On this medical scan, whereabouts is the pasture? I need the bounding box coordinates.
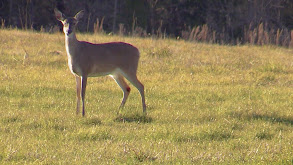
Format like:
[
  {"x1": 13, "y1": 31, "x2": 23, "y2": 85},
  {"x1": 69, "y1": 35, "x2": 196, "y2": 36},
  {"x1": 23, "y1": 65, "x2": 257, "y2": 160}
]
[{"x1": 0, "y1": 29, "x2": 292, "y2": 164}]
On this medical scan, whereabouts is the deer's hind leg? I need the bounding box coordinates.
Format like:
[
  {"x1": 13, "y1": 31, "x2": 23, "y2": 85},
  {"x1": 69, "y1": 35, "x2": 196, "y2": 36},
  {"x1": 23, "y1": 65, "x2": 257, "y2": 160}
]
[
  {"x1": 120, "y1": 71, "x2": 146, "y2": 114},
  {"x1": 112, "y1": 74, "x2": 131, "y2": 111}
]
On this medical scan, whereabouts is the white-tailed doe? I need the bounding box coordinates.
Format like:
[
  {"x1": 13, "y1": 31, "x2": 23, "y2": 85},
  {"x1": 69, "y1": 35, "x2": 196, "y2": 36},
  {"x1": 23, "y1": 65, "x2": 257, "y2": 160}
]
[{"x1": 54, "y1": 9, "x2": 146, "y2": 116}]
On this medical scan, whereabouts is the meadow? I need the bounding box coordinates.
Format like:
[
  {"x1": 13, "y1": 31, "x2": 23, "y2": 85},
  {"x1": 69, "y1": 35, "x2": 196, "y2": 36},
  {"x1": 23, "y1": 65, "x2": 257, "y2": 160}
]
[{"x1": 0, "y1": 29, "x2": 292, "y2": 164}]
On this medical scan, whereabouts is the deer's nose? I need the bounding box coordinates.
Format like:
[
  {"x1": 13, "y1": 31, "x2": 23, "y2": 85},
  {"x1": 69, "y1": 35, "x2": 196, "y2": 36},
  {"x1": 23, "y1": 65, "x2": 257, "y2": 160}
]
[{"x1": 66, "y1": 29, "x2": 72, "y2": 35}]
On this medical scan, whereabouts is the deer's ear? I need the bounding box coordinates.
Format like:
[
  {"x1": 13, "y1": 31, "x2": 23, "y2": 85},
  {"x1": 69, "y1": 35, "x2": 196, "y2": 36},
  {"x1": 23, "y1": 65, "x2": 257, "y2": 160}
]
[
  {"x1": 54, "y1": 8, "x2": 65, "y2": 22},
  {"x1": 74, "y1": 10, "x2": 85, "y2": 22}
]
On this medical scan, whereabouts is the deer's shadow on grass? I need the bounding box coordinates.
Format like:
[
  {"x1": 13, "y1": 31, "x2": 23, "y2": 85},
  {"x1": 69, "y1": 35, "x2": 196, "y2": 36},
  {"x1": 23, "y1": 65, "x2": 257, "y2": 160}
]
[
  {"x1": 114, "y1": 113, "x2": 153, "y2": 123},
  {"x1": 82, "y1": 117, "x2": 102, "y2": 126},
  {"x1": 251, "y1": 114, "x2": 293, "y2": 126},
  {"x1": 232, "y1": 111, "x2": 293, "y2": 126}
]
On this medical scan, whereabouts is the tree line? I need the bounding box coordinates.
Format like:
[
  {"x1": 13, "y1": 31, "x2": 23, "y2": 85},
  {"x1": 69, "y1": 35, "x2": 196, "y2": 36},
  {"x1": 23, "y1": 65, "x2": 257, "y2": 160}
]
[{"x1": 1, "y1": 0, "x2": 293, "y2": 46}]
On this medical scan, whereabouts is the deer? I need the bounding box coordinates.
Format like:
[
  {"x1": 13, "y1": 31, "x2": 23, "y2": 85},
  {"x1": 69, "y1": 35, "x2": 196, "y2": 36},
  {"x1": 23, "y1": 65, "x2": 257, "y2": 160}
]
[{"x1": 54, "y1": 9, "x2": 146, "y2": 117}]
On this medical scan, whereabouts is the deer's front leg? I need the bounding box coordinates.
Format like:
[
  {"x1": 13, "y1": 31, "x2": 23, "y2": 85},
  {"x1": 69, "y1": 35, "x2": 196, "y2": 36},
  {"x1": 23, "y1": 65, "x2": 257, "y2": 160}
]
[
  {"x1": 81, "y1": 76, "x2": 88, "y2": 117},
  {"x1": 75, "y1": 76, "x2": 81, "y2": 115}
]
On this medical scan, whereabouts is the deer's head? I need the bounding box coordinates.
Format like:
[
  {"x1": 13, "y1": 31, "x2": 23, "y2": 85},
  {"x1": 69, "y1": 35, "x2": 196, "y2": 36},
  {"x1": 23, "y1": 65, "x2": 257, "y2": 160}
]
[{"x1": 54, "y1": 9, "x2": 84, "y2": 36}]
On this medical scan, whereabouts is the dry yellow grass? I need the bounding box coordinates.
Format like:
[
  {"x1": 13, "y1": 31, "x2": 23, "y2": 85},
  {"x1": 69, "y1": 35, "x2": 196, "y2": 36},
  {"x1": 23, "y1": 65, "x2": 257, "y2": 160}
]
[{"x1": 0, "y1": 29, "x2": 292, "y2": 164}]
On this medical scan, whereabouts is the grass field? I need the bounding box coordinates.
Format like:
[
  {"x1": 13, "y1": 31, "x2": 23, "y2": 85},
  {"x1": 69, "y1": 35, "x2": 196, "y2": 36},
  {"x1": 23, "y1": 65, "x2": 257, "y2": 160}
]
[{"x1": 0, "y1": 29, "x2": 293, "y2": 164}]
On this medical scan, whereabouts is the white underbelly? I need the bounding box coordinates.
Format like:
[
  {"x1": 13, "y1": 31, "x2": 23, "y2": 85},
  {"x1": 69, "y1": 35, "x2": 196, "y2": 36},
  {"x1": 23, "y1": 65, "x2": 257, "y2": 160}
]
[
  {"x1": 88, "y1": 67, "x2": 122, "y2": 77},
  {"x1": 88, "y1": 71, "x2": 110, "y2": 77}
]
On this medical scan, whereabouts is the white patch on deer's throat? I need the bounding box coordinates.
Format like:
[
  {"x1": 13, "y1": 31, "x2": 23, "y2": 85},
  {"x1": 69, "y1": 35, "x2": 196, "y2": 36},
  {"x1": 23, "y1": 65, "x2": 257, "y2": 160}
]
[{"x1": 65, "y1": 41, "x2": 82, "y2": 76}]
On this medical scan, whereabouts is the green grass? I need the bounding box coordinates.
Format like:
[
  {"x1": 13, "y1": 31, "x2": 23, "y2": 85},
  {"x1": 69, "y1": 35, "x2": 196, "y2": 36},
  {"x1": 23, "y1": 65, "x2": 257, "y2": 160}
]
[{"x1": 0, "y1": 29, "x2": 293, "y2": 164}]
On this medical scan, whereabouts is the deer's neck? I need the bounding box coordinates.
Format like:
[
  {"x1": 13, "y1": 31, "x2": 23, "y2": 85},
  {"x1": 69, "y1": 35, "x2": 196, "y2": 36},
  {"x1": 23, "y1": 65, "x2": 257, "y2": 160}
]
[
  {"x1": 65, "y1": 33, "x2": 79, "y2": 57},
  {"x1": 64, "y1": 33, "x2": 82, "y2": 75}
]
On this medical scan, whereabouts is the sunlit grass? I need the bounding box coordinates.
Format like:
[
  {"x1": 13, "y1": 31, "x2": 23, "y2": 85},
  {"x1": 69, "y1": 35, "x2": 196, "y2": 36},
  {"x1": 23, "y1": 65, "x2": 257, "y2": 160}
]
[{"x1": 0, "y1": 29, "x2": 292, "y2": 164}]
